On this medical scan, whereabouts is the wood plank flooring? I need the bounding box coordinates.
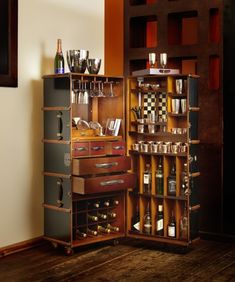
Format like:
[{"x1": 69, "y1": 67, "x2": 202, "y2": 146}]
[{"x1": 0, "y1": 239, "x2": 234, "y2": 281}]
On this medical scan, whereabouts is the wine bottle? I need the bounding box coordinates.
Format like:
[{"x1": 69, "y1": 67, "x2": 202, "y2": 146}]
[
  {"x1": 97, "y1": 212, "x2": 107, "y2": 220},
  {"x1": 76, "y1": 229, "x2": 87, "y2": 238},
  {"x1": 97, "y1": 225, "x2": 111, "y2": 234},
  {"x1": 54, "y1": 39, "x2": 64, "y2": 74},
  {"x1": 168, "y1": 210, "x2": 176, "y2": 238},
  {"x1": 143, "y1": 164, "x2": 152, "y2": 194},
  {"x1": 107, "y1": 211, "x2": 117, "y2": 219},
  {"x1": 143, "y1": 202, "x2": 152, "y2": 235},
  {"x1": 106, "y1": 223, "x2": 119, "y2": 232},
  {"x1": 131, "y1": 201, "x2": 140, "y2": 232},
  {"x1": 87, "y1": 228, "x2": 98, "y2": 236},
  {"x1": 102, "y1": 199, "x2": 110, "y2": 207},
  {"x1": 181, "y1": 163, "x2": 188, "y2": 196},
  {"x1": 167, "y1": 163, "x2": 176, "y2": 196},
  {"x1": 156, "y1": 204, "x2": 164, "y2": 236},
  {"x1": 155, "y1": 157, "x2": 164, "y2": 195},
  {"x1": 88, "y1": 200, "x2": 100, "y2": 209},
  {"x1": 179, "y1": 205, "x2": 188, "y2": 240},
  {"x1": 110, "y1": 199, "x2": 119, "y2": 206},
  {"x1": 88, "y1": 214, "x2": 98, "y2": 222}
]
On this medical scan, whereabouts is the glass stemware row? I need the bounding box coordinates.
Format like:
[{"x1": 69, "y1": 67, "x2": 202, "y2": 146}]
[{"x1": 72, "y1": 79, "x2": 115, "y2": 104}]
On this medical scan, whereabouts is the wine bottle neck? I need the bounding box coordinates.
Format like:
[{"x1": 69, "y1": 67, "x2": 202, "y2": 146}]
[{"x1": 57, "y1": 39, "x2": 62, "y2": 53}]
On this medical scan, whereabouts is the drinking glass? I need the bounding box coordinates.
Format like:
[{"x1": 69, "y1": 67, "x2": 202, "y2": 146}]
[
  {"x1": 149, "y1": 53, "x2": 156, "y2": 68},
  {"x1": 160, "y1": 53, "x2": 167, "y2": 69}
]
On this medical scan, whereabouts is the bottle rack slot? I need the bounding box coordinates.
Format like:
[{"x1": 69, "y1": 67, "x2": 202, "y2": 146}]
[
  {"x1": 128, "y1": 192, "x2": 189, "y2": 241},
  {"x1": 72, "y1": 194, "x2": 124, "y2": 240}
]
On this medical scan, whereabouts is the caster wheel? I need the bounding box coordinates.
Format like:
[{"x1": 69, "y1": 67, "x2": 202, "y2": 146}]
[
  {"x1": 65, "y1": 247, "x2": 74, "y2": 255},
  {"x1": 113, "y1": 239, "x2": 119, "y2": 246},
  {"x1": 51, "y1": 242, "x2": 58, "y2": 249}
]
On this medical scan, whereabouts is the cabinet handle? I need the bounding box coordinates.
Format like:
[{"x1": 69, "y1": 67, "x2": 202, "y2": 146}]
[
  {"x1": 91, "y1": 146, "x2": 104, "y2": 151},
  {"x1": 56, "y1": 111, "x2": 63, "y2": 140},
  {"x1": 100, "y1": 179, "x2": 124, "y2": 186},
  {"x1": 74, "y1": 147, "x2": 87, "y2": 152},
  {"x1": 113, "y1": 146, "x2": 124, "y2": 150},
  {"x1": 95, "y1": 162, "x2": 118, "y2": 169},
  {"x1": 56, "y1": 178, "x2": 64, "y2": 208}
]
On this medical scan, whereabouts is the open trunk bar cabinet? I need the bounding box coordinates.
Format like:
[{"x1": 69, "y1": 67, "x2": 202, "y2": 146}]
[{"x1": 42, "y1": 72, "x2": 199, "y2": 254}]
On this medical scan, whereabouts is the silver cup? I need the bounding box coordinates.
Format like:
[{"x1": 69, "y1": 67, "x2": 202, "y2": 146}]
[
  {"x1": 171, "y1": 99, "x2": 180, "y2": 114},
  {"x1": 175, "y1": 79, "x2": 183, "y2": 94},
  {"x1": 148, "y1": 124, "x2": 155, "y2": 134},
  {"x1": 181, "y1": 99, "x2": 187, "y2": 114}
]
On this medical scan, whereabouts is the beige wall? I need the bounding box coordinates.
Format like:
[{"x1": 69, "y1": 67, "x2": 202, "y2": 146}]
[{"x1": 0, "y1": 0, "x2": 104, "y2": 248}]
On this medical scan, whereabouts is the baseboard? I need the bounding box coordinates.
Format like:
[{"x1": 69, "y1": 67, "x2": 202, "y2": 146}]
[
  {"x1": 0, "y1": 237, "x2": 45, "y2": 258},
  {"x1": 200, "y1": 231, "x2": 235, "y2": 243}
]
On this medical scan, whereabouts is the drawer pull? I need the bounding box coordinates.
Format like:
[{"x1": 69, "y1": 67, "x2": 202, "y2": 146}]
[
  {"x1": 91, "y1": 146, "x2": 104, "y2": 151},
  {"x1": 100, "y1": 179, "x2": 124, "y2": 186},
  {"x1": 113, "y1": 146, "x2": 124, "y2": 150},
  {"x1": 56, "y1": 178, "x2": 64, "y2": 208},
  {"x1": 74, "y1": 147, "x2": 87, "y2": 152},
  {"x1": 95, "y1": 162, "x2": 118, "y2": 169},
  {"x1": 56, "y1": 111, "x2": 63, "y2": 140}
]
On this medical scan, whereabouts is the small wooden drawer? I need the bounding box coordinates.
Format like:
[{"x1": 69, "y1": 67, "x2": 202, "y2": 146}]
[
  {"x1": 106, "y1": 140, "x2": 126, "y2": 155},
  {"x1": 90, "y1": 141, "x2": 106, "y2": 156},
  {"x1": 73, "y1": 173, "x2": 135, "y2": 194},
  {"x1": 72, "y1": 142, "x2": 89, "y2": 157},
  {"x1": 72, "y1": 156, "x2": 131, "y2": 176}
]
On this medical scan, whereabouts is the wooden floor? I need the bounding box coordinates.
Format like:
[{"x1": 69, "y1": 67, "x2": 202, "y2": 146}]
[{"x1": 0, "y1": 239, "x2": 234, "y2": 281}]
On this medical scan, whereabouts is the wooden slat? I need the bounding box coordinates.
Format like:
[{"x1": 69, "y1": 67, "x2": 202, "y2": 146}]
[
  {"x1": 43, "y1": 172, "x2": 71, "y2": 179},
  {"x1": 42, "y1": 107, "x2": 71, "y2": 111},
  {"x1": 42, "y1": 204, "x2": 71, "y2": 213},
  {"x1": 42, "y1": 139, "x2": 71, "y2": 144}
]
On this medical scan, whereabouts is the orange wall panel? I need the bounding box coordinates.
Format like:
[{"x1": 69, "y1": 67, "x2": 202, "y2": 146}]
[{"x1": 105, "y1": 0, "x2": 124, "y2": 76}]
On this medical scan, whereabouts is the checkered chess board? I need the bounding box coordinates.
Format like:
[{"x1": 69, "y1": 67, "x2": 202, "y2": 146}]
[{"x1": 143, "y1": 92, "x2": 167, "y2": 121}]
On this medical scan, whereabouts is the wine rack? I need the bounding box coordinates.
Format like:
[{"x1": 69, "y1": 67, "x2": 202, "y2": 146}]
[{"x1": 126, "y1": 73, "x2": 200, "y2": 246}]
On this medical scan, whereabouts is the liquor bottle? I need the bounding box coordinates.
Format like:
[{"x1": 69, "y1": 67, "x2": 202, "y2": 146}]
[
  {"x1": 156, "y1": 204, "x2": 164, "y2": 236},
  {"x1": 97, "y1": 212, "x2": 107, "y2": 220},
  {"x1": 87, "y1": 228, "x2": 98, "y2": 236},
  {"x1": 88, "y1": 214, "x2": 98, "y2": 222},
  {"x1": 131, "y1": 201, "x2": 140, "y2": 232},
  {"x1": 181, "y1": 163, "x2": 188, "y2": 196},
  {"x1": 106, "y1": 223, "x2": 119, "y2": 232},
  {"x1": 168, "y1": 210, "x2": 176, "y2": 238},
  {"x1": 179, "y1": 205, "x2": 188, "y2": 240},
  {"x1": 76, "y1": 229, "x2": 87, "y2": 239},
  {"x1": 97, "y1": 225, "x2": 111, "y2": 234},
  {"x1": 155, "y1": 158, "x2": 164, "y2": 195},
  {"x1": 107, "y1": 211, "x2": 117, "y2": 219},
  {"x1": 143, "y1": 164, "x2": 152, "y2": 194},
  {"x1": 143, "y1": 202, "x2": 152, "y2": 235},
  {"x1": 167, "y1": 163, "x2": 176, "y2": 196},
  {"x1": 54, "y1": 39, "x2": 64, "y2": 74}
]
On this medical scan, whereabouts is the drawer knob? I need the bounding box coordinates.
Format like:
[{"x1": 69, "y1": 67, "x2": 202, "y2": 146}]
[
  {"x1": 74, "y1": 147, "x2": 87, "y2": 152},
  {"x1": 95, "y1": 162, "x2": 118, "y2": 169},
  {"x1": 100, "y1": 179, "x2": 124, "y2": 186}
]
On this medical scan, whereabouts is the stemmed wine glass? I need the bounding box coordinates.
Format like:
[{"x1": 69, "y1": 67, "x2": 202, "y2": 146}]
[
  {"x1": 149, "y1": 53, "x2": 156, "y2": 68},
  {"x1": 160, "y1": 53, "x2": 167, "y2": 69}
]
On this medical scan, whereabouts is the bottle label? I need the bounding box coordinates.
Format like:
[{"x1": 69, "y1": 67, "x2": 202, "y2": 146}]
[
  {"x1": 55, "y1": 68, "x2": 64, "y2": 74},
  {"x1": 144, "y1": 174, "x2": 150, "y2": 184},
  {"x1": 156, "y1": 174, "x2": 163, "y2": 178},
  {"x1": 168, "y1": 226, "x2": 175, "y2": 237},
  {"x1": 133, "y1": 221, "x2": 140, "y2": 231},
  {"x1": 157, "y1": 219, "x2": 163, "y2": 231},
  {"x1": 168, "y1": 180, "x2": 176, "y2": 193}
]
